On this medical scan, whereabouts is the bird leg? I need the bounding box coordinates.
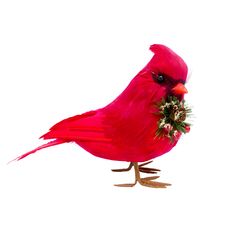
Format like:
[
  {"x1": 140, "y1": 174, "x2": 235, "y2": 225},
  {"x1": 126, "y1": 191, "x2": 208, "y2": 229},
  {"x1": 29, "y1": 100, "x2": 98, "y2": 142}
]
[{"x1": 114, "y1": 162, "x2": 171, "y2": 188}]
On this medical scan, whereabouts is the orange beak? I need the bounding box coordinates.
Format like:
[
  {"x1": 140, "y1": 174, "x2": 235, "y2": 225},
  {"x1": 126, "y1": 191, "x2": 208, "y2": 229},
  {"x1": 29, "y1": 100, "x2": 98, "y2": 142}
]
[{"x1": 172, "y1": 83, "x2": 188, "y2": 95}]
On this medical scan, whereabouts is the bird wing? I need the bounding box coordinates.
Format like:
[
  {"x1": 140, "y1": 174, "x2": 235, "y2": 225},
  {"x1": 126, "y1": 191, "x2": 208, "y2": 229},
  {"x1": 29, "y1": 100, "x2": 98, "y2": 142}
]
[{"x1": 40, "y1": 110, "x2": 112, "y2": 143}]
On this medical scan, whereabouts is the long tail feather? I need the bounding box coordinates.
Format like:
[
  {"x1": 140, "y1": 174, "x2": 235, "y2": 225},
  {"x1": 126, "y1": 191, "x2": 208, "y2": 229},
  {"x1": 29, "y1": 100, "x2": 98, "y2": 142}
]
[{"x1": 8, "y1": 139, "x2": 65, "y2": 163}]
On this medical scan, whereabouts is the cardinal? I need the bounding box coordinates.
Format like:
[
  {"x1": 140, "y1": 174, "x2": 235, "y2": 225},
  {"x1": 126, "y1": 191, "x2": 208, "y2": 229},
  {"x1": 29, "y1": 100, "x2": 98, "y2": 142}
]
[{"x1": 11, "y1": 44, "x2": 190, "y2": 188}]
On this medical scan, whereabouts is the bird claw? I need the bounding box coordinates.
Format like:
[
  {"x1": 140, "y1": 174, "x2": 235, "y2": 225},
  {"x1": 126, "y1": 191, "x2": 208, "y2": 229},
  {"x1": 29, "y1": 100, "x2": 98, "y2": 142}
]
[
  {"x1": 141, "y1": 176, "x2": 160, "y2": 181},
  {"x1": 139, "y1": 178, "x2": 171, "y2": 188},
  {"x1": 138, "y1": 160, "x2": 153, "y2": 167},
  {"x1": 111, "y1": 161, "x2": 160, "y2": 174},
  {"x1": 111, "y1": 162, "x2": 133, "y2": 172},
  {"x1": 138, "y1": 161, "x2": 160, "y2": 174},
  {"x1": 112, "y1": 168, "x2": 131, "y2": 172},
  {"x1": 139, "y1": 167, "x2": 160, "y2": 174},
  {"x1": 114, "y1": 183, "x2": 136, "y2": 187}
]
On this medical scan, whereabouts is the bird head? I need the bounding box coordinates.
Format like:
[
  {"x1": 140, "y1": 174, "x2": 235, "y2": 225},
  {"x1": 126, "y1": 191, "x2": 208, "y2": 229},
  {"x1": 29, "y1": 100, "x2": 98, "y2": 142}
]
[{"x1": 142, "y1": 44, "x2": 188, "y2": 101}]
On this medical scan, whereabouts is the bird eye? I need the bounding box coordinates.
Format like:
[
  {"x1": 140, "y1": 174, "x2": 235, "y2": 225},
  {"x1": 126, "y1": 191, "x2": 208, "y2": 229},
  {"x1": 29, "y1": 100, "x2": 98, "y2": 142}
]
[
  {"x1": 157, "y1": 75, "x2": 164, "y2": 83},
  {"x1": 152, "y1": 72, "x2": 165, "y2": 84}
]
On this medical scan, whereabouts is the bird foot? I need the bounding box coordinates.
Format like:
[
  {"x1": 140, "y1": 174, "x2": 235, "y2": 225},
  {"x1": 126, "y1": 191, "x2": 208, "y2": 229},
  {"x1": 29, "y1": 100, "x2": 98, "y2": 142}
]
[
  {"x1": 113, "y1": 162, "x2": 170, "y2": 189},
  {"x1": 112, "y1": 162, "x2": 133, "y2": 172},
  {"x1": 139, "y1": 160, "x2": 161, "y2": 174},
  {"x1": 112, "y1": 160, "x2": 160, "y2": 174},
  {"x1": 114, "y1": 176, "x2": 170, "y2": 188},
  {"x1": 138, "y1": 177, "x2": 171, "y2": 188}
]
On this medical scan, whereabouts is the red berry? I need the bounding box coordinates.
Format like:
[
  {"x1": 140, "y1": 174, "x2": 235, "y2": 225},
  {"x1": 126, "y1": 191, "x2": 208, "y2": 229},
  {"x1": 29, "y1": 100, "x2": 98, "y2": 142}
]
[{"x1": 185, "y1": 125, "x2": 190, "y2": 133}]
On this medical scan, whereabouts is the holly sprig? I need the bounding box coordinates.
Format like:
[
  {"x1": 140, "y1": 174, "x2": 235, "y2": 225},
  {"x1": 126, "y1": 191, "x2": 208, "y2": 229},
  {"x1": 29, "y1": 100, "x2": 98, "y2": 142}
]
[{"x1": 155, "y1": 96, "x2": 191, "y2": 141}]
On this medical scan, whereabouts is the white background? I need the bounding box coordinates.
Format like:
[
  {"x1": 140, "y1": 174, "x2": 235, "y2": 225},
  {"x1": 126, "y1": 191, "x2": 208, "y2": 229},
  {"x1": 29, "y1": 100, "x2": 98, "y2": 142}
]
[{"x1": 0, "y1": 0, "x2": 235, "y2": 235}]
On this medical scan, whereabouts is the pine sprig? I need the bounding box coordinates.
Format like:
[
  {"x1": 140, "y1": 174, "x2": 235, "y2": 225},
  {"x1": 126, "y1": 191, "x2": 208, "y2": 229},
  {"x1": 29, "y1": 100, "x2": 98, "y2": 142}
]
[{"x1": 155, "y1": 96, "x2": 191, "y2": 141}]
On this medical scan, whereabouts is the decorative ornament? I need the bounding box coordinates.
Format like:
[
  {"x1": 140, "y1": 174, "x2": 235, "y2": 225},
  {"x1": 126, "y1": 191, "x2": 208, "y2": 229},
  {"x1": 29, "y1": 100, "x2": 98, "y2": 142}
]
[
  {"x1": 156, "y1": 96, "x2": 191, "y2": 141},
  {"x1": 10, "y1": 44, "x2": 191, "y2": 189}
]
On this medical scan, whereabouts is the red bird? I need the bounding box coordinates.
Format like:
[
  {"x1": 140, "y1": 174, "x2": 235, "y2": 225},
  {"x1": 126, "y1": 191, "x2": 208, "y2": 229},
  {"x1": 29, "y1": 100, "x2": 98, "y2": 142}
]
[{"x1": 12, "y1": 44, "x2": 190, "y2": 188}]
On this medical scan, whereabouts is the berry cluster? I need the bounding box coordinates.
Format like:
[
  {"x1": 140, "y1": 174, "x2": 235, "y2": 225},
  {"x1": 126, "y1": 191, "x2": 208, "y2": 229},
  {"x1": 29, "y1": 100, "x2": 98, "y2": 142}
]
[{"x1": 156, "y1": 96, "x2": 191, "y2": 141}]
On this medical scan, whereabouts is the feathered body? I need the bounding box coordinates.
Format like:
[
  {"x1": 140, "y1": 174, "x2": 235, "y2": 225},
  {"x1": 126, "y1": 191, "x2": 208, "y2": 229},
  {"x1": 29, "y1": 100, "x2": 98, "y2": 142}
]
[{"x1": 14, "y1": 44, "x2": 188, "y2": 163}]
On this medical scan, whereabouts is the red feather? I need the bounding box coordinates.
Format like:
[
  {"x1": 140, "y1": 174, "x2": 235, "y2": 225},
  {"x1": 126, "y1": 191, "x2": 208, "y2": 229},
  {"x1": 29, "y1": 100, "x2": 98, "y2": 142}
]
[{"x1": 9, "y1": 139, "x2": 65, "y2": 163}]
